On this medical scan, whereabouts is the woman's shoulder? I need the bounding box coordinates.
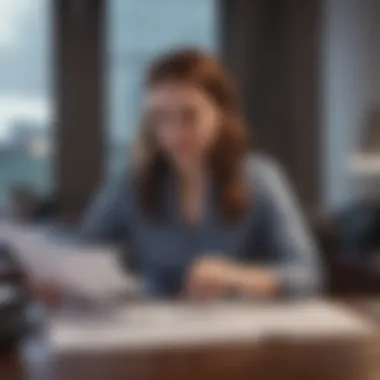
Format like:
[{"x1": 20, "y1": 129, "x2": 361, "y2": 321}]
[
  {"x1": 245, "y1": 153, "x2": 300, "y2": 211},
  {"x1": 245, "y1": 153, "x2": 285, "y2": 191}
]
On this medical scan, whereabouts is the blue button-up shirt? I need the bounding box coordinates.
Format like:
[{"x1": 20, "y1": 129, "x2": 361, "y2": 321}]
[{"x1": 82, "y1": 155, "x2": 323, "y2": 298}]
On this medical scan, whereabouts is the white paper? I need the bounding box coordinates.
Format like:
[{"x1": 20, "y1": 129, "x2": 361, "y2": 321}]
[
  {"x1": 49, "y1": 301, "x2": 375, "y2": 353},
  {"x1": 55, "y1": 251, "x2": 142, "y2": 301},
  {"x1": 0, "y1": 221, "x2": 142, "y2": 301},
  {"x1": 0, "y1": 222, "x2": 58, "y2": 279}
]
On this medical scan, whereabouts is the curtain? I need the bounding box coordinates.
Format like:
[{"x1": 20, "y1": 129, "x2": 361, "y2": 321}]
[{"x1": 220, "y1": 0, "x2": 322, "y2": 209}]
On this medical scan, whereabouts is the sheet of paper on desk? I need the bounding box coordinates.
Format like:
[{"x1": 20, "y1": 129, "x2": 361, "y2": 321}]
[
  {"x1": 49, "y1": 301, "x2": 375, "y2": 353},
  {"x1": 0, "y1": 222, "x2": 142, "y2": 301},
  {"x1": 0, "y1": 222, "x2": 57, "y2": 279},
  {"x1": 55, "y1": 251, "x2": 143, "y2": 302}
]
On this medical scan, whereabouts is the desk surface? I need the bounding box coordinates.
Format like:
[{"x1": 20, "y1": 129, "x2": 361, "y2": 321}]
[{"x1": 1, "y1": 300, "x2": 379, "y2": 380}]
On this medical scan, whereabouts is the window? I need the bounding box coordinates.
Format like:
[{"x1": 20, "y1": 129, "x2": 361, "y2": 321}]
[
  {"x1": 0, "y1": 0, "x2": 52, "y2": 205},
  {"x1": 107, "y1": 0, "x2": 218, "y2": 173}
]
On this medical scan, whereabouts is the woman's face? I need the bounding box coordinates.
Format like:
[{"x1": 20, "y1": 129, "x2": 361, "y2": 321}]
[{"x1": 145, "y1": 81, "x2": 221, "y2": 171}]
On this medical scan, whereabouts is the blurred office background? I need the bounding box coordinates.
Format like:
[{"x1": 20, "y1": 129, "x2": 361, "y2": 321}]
[
  {"x1": 1, "y1": 0, "x2": 380, "y2": 293},
  {"x1": 0, "y1": 0, "x2": 218, "y2": 212}
]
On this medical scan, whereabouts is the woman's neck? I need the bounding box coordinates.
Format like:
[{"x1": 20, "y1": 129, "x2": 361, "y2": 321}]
[
  {"x1": 177, "y1": 165, "x2": 208, "y2": 190},
  {"x1": 175, "y1": 163, "x2": 209, "y2": 227}
]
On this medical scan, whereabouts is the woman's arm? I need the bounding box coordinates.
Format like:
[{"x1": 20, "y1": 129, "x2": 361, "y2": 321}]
[
  {"x1": 245, "y1": 157, "x2": 324, "y2": 297},
  {"x1": 184, "y1": 158, "x2": 323, "y2": 300},
  {"x1": 182, "y1": 156, "x2": 324, "y2": 300}
]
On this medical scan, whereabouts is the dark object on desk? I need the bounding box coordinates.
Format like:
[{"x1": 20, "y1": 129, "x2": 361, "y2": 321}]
[
  {"x1": 312, "y1": 202, "x2": 380, "y2": 296},
  {"x1": 337, "y1": 201, "x2": 380, "y2": 259},
  {"x1": 0, "y1": 243, "x2": 30, "y2": 350}
]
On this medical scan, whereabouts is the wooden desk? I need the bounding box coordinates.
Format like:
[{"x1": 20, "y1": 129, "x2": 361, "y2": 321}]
[{"x1": 1, "y1": 301, "x2": 379, "y2": 380}]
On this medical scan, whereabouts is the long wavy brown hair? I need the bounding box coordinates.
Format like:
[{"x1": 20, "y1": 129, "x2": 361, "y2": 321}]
[{"x1": 133, "y1": 49, "x2": 252, "y2": 223}]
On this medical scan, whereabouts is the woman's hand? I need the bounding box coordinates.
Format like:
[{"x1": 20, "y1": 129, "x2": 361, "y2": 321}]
[
  {"x1": 184, "y1": 257, "x2": 279, "y2": 300},
  {"x1": 184, "y1": 257, "x2": 240, "y2": 300},
  {"x1": 234, "y1": 267, "x2": 279, "y2": 298}
]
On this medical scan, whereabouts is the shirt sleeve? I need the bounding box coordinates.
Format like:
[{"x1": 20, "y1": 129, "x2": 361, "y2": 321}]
[
  {"x1": 81, "y1": 174, "x2": 132, "y2": 245},
  {"x1": 251, "y1": 157, "x2": 324, "y2": 296}
]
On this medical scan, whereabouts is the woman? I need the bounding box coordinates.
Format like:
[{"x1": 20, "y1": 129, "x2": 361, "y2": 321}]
[{"x1": 83, "y1": 49, "x2": 322, "y2": 299}]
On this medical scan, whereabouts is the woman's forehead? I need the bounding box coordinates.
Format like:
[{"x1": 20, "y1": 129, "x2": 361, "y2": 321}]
[{"x1": 145, "y1": 82, "x2": 214, "y2": 110}]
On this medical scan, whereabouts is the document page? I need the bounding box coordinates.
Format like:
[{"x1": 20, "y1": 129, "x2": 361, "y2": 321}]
[{"x1": 0, "y1": 221, "x2": 142, "y2": 301}]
